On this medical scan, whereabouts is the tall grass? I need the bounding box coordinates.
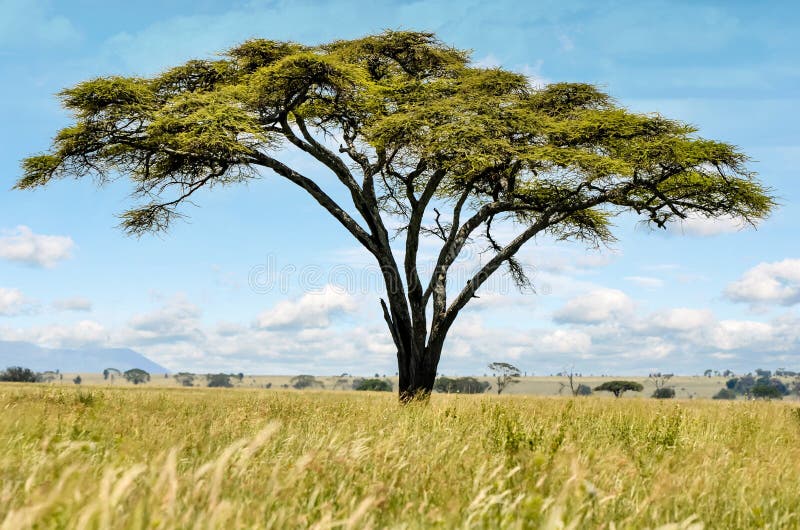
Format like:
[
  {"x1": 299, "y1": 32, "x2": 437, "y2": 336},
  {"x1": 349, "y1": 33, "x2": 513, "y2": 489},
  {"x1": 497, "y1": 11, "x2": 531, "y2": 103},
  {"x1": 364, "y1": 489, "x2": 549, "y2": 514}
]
[{"x1": 1, "y1": 385, "x2": 798, "y2": 528}]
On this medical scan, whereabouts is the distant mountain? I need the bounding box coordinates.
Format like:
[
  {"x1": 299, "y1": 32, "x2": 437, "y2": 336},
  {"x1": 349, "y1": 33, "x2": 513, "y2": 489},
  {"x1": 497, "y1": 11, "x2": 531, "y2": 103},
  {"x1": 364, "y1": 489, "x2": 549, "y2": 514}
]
[{"x1": 0, "y1": 341, "x2": 168, "y2": 374}]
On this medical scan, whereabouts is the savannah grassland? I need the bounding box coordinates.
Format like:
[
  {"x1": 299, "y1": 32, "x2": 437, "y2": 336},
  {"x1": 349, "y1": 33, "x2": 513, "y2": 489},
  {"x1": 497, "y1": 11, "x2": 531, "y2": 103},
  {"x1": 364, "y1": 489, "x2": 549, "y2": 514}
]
[{"x1": 2, "y1": 385, "x2": 800, "y2": 529}]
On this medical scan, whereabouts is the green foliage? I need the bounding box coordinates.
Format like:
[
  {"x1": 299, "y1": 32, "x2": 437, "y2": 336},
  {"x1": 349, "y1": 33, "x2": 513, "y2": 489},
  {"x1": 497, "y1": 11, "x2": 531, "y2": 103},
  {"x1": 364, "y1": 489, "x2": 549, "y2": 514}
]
[
  {"x1": 17, "y1": 31, "x2": 773, "y2": 240},
  {"x1": 594, "y1": 380, "x2": 644, "y2": 398},
  {"x1": 726, "y1": 375, "x2": 788, "y2": 397},
  {"x1": 712, "y1": 388, "x2": 737, "y2": 400},
  {"x1": 575, "y1": 384, "x2": 593, "y2": 396},
  {"x1": 751, "y1": 384, "x2": 783, "y2": 400},
  {"x1": 353, "y1": 378, "x2": 393, "y2": 392},
  {"x1": 123, "y1": 368, "x2": 150, "y2": 385},
  {"x1": 433, "y1": 376, "x2": 491, "y2": 394},
  {"x1": 290, "y1": 375, "x2": 324, "y2": 390},
  {"x1": 207, "y1": 373, "x2": 233, "y2": 388},
  {"x1": 0, "y1": 366, "x2": 40, "y2": 383},
  {"x1": 652, "y1": 387, "x2": 676, "y2": 399},
  {"x1": 72, "y1": 375, "x2": 82, "y2": 385}
]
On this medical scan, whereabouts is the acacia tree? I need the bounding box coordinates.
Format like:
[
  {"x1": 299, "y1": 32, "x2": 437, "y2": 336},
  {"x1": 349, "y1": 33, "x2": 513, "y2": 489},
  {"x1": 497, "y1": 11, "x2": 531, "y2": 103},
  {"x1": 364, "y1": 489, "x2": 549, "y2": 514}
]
[
  {"x1": 17, "y1": 32, "x2": 773, "y2": 400},
  {"x1": 594, "y1": 380, "x2": 643, "y2": 398},
  {"x1": 488, "y1": 362, "x2": 521, "y2": 394}
]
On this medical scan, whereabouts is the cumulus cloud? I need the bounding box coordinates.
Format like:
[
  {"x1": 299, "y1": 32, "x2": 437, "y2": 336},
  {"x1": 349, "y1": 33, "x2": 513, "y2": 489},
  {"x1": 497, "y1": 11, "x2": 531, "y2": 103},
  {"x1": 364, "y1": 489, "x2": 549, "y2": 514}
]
[
  {"x1": 27, "y1": 320, "x2": 108, "y2": 349},
  {"x1": 52, "y1": 296, "x2": 92, "y2": 312},
  {"x1": 126, "y1": 295, "x2": 204, "y2": 344},
  {"x1": 255, "y1": 285, "x2": 357, "y2": 330},
  {"x1": 639, "y1": 308, "x2": 715, "y2": 333},
  {"x1": 538, "y1": 329, "x2": 591, "y2": 354},
  {"x1": 725, "y1": 258, "x2": 800, "y2": 307},
  {"x1": 709, "y1": 320, "x2": 775, "y2": 351},
  {"x1": 0, "y1": 226, "x2": 75, "y2": 268},
  {"x1": 667, "y1": 214, "x2": 746, "y2": 237},
  {"x1": 0, "y1": 288, "x2": 38, "y2": 316},
  {"x1": 553, "y1": 288, "x2": 634, "y2": 324}
]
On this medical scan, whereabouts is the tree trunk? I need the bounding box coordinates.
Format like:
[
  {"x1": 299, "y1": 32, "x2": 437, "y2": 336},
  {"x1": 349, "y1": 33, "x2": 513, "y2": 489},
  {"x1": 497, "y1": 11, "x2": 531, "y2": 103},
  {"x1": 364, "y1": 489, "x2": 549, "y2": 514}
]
[
  {"x1": 397, "y1": 346, "x2": 441, "y2": 402},
  {"x1": 381, "y1": 298, "x2": 443, "y2": 402}
]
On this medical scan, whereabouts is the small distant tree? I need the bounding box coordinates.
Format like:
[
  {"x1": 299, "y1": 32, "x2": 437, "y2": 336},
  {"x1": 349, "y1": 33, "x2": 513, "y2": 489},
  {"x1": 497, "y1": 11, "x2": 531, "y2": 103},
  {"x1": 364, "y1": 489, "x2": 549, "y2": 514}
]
[
  {"x1": 73, "y1": 375, "x2": 82, "y2": 385},
  {"x1": 433, "y1": 376, "x2": 491, "y2": 394},
  {"x1": 290, "y1": 375, "x2": 324, "y2": 390},
  {"x1": 594, "y1": 380, "x2": 643, "y2": 398},
  {"x1": 236, "y1": 372, "x2": 245, "y2": 382},
  {"x1": 652, "y1": 387, "x2": 675, "y2": 399},
  {"x1": 174, "y1": 372, "x2": 195, "y2": 387},
  {"x1": 39, "y1": 371, "x2": 58, "y2": 383},
  {"x1": 0, "y1": 366, "x2": 40, "y2": 382},
  {"x1": 712, "y1": 388, "x2": 737, "y2": 400},
  {"x1": 488, "y1": 362, "x2": 521, "y2": 395},
  {"x1": 207, "y1": 373, "x2": 233, "y2": 388},
  {"x1": 123, "y1": 368, "x2": 150, "y2": 385},
  {"x1": 354, "y1": 378, "x2": 393, "y2": 392},
  {"x1": 703, "y1": 369, "x2": 713, "y2": 377},
  {"x1": 755, "y1": 368, "x2": 772, "y2": 378},
  {"x1": 103, "y1": 368, "x2": 121, "y2": 382},
  {"x1": 558, "y1": 366, "x2": 589, "y2": 396}
]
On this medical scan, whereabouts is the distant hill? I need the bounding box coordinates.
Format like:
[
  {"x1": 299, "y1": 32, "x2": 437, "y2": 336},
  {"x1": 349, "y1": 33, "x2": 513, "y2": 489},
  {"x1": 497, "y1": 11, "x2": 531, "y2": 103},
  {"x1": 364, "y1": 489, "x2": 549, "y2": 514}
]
[{"x1": 0, "y1": 341, "x2": 168, "y2": 374}]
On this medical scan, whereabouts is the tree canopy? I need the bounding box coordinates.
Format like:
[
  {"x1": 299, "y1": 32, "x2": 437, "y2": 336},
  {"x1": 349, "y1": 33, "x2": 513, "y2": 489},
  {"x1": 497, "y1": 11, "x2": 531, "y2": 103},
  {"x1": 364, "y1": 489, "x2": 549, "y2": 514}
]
[
  {"x1": 124, "y1": 368, "x2": 150, "y2": 385},
  {"x1": 18, "y1": 31, "x2": 774, "y2": 400},
  {"x1": 594, "y1": 380, "x2": 643, "y2": 398}
]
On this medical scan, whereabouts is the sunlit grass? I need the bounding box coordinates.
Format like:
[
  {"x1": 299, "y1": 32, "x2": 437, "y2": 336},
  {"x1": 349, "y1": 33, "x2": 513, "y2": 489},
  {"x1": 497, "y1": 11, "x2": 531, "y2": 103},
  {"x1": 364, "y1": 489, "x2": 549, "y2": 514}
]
[{"x1": 1, "y1": 385, "x2": 799, "y2": 528}]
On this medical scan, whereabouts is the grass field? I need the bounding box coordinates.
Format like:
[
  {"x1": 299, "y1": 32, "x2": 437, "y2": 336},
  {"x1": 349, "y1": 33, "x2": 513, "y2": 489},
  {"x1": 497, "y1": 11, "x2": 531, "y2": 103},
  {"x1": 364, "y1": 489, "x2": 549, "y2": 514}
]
[{"x1": 2, "y1": 385, "x2": 800, "y2": 529}]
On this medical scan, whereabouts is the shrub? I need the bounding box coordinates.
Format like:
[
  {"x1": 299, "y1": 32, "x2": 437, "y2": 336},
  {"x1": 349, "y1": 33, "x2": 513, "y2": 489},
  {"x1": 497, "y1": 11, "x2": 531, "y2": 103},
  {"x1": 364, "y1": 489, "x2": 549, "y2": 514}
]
[
  {"x1": 575, "y1": 384, "x2": 593, "y2": 396},
  {"x1": 207, "y1": 373, "x2": 233, "y2": 388},
  {"x1": 174, "y1": 372, "x2": 195, "y2": 387},
  {"x1": 652, "y1": 387, "x2": 675, "y2": 399},
  {"x1": 712, "y1": 388, "x2": 737, "y2": 400},
  {"x1": 354, "y1": 379, "x2": 393, "y2": 392},
  {"x1": 290, "y1": 375, "x2": 324, "y2": 390},
  {"x1": 434, "y1": 376, "x2": 491, "y2": 394},
  {"x1": 751, "y1": 384, "x2": 782, "y2": 400}
]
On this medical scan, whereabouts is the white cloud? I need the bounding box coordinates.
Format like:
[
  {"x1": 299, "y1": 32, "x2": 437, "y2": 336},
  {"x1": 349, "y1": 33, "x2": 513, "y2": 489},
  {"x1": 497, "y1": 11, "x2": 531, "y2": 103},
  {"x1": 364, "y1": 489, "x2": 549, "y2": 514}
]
[
  {"x1": 34, "y1": 320, "x2": 108, "y2": 349},
  {"x1": 539, "y1": 329, "x2": 591, "y2": 354},
  {"x1": 255, "y1": 285, "x2": 357, "y2": 330},
  {"x1": 0, "y1": 287, "x2": 38, "y2": 316},
  {"x1": 709, "y1": 320, "x2": 775, "y2": 350},
  {"x1": 667, "y1": 214, "x2": 747, "y2": 237},
  {"x1": 624, "y1": 276, "x2": 664, "y2": 289},
  {"x1": 52, "y1": 296, "x2": 92, "y2": 312},
  {"x1": 553, "y1": 288, "x2": 634, "y2": 324},
  {"x1": 642, "y1": 308, "x2": 715, "y2": 332},
  {"x1": 126, "y1": 295, "x2": 204, "y2": 344},
  {"x1": 0, "y1": 226, "x2": 75, "y2": 268},
  {"x1": 725, "y1": 258, "x2": 800, "y2": 307}
]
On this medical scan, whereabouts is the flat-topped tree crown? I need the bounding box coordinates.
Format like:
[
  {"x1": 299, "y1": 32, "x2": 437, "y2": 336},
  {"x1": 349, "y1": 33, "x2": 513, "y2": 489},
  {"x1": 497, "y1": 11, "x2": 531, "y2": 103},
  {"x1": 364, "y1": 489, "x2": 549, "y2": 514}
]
[{"x1": 17, "y1": 31, "x2": 774, "y2": 401}]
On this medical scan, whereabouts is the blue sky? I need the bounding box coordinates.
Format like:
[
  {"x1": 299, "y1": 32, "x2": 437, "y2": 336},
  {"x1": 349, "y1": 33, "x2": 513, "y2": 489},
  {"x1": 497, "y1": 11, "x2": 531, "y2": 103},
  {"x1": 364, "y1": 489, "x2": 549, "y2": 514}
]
[{"x1": 1, "y1": 0, "x2": 798, "y2": 375}]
